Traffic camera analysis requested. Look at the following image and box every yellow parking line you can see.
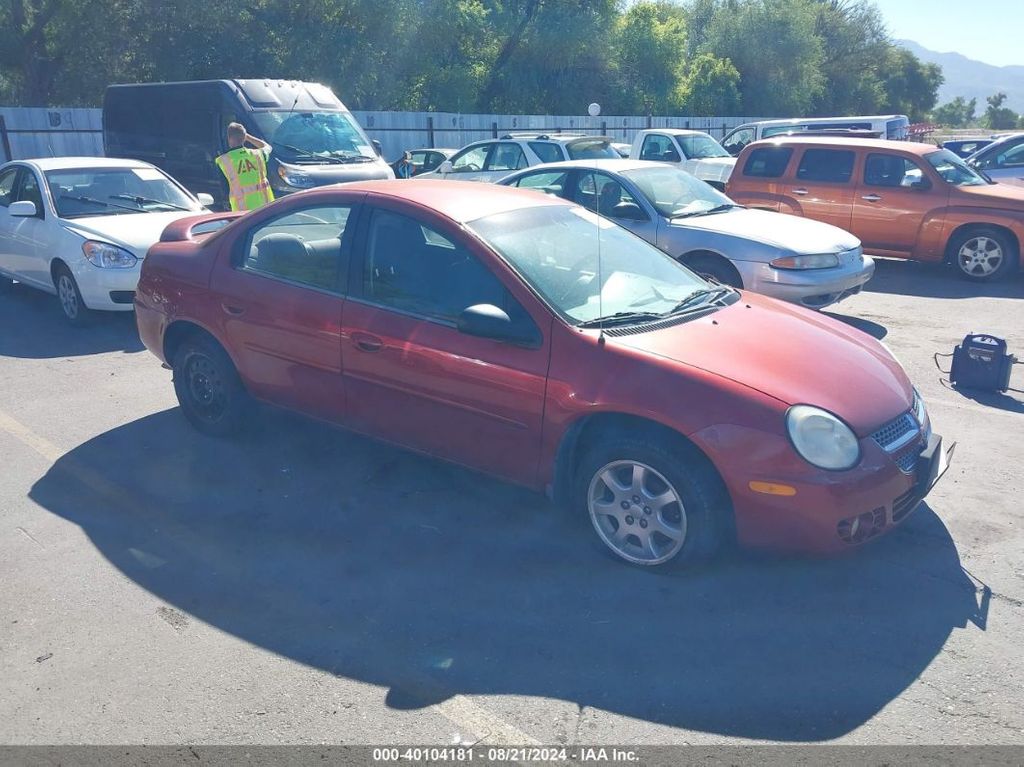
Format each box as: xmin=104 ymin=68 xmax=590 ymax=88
xmin=0 ymin=404 xmax=539 ymax=747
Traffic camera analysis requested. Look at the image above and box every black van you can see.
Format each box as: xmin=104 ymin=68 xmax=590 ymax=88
xmin=103 ymin=79 xmax=394 ymax=208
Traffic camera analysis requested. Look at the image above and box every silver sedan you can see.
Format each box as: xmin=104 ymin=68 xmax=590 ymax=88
xmin=498 ymin=159 xmax=874 ymax=309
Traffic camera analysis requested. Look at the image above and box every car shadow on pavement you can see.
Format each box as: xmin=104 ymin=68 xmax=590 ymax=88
xmin=29 ymin=406 xmax=983 ymax=742
xmin=864 ymin=258 xmax=1024 ymax=300
xmin=0 ymin=282 xmax=143 ymax=358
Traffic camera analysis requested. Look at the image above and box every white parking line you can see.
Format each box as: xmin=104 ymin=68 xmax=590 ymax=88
xmin=0 ymin=404 xmax=539 ymax=747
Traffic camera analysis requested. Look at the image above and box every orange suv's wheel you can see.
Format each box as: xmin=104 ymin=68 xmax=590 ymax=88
xmin=949 ymin=227 xmax=1017 ymax=281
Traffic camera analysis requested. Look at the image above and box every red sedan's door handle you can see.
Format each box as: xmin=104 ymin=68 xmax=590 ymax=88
xmin=792 ymin=188 xmax=809 ymax=196
xmin=352 ymin=333 xmax=383 ymax=352
xmin=222 ymin=303 xmax=245 ymax=316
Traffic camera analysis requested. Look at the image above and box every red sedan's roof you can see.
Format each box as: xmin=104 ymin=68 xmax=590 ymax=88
xmin=343 ymin=179 xmax=567 ymax=223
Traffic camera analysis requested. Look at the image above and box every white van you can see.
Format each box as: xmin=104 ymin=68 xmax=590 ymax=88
xmin=721 ymin=115 xmax=910 ymax=156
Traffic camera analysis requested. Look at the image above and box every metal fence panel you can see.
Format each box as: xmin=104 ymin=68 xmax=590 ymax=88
xmin=0 ymin=106 xmax=764 ymax=164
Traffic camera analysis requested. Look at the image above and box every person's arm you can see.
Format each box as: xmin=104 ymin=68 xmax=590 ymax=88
xmin=244 ymin=133 xmax=270 ymax=152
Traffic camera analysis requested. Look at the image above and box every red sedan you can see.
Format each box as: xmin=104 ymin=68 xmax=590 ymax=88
xmin=136 ymin=180 xmax=951 ymax=567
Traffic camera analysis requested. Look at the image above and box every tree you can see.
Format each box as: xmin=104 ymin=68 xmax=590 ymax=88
xmin=612 ymin=1 xmax=688 ymax=115
xmin=931 ymin=96 xmax=977 ymax=128
xmin=697 ymin=0 xmax=826 ymax=116
xmin=809 ymin=0 xmax=889 ymax=115
xmin=679 ymin=53 xmax=741 ymax=116
xmin=983 ymin=92 xmax=1019 ymax=130
xmin=879 ymin=47 xmax=943 ymax=121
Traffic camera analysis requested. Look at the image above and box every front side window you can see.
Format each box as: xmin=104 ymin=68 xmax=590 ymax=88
xmin=469 ymin=205 xmax=708 ymax=325
xmin=743 ymin=147 xmax=793 ymax=178
xmin=991 ymin=141 xmax=1024 ymax=168
xmin=45 ymin=167 xmax=201 ymax=218
xmin=0 ymin=168 xmax=17 ymax=207
xmin=529 ymin=142 xmax=563 ymax=164
xmin=451 ymin=144 xmax=490 ymax=173
xmin=485 ymin=143 xmax=527 ymax=172
xmin=16 ymin=169 xmax=44 ymax=217
xmin=863 ymin=154 xmax=926 ymax=188
xmin=927 ymin=149 xmax=987 ymax=187
xmin=796 ymin=149 xmax=855 ymax=184
xmin=511 ymin=170 xmax=569 ymax=195
xmin=640 ymin=134 xmax=679 ymax=162
xmin=574 ymin=172 xmax=645 ymax=219
xmin=364 ymin=209 xmax=519 ymax=323
xmin=242 ymin=205 xmax=352 ymax=292
xmin=722 ymin=127 xmax=754 ymax=155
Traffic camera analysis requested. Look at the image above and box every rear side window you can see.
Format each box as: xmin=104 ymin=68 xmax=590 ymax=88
xmin=485 ymin=143 xmax=528 ymax=172
xmin=528 ymin=142 xmax=563 ymax=164
xmin=742 ymin=147 xmax=793 ymax=178
xmin=242 ymin=205 xmax=353 ymax=292
xmin=796 ymin=149 xmax=855 ymax=183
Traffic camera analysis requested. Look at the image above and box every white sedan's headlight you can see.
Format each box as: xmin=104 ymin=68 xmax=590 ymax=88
xmin=82 ymin=240 xmax=138 ymax=269
xmin=770 ymin=253 xmax=841 ymax=269
xmin=277 ymin=165 xmax=315 ymax=188
xmin=786 ymin=405 xmax=861 ymax=471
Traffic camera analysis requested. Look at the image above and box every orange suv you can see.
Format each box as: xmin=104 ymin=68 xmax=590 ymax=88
xmin=726 ymin=137 xmax=1024 ymax=281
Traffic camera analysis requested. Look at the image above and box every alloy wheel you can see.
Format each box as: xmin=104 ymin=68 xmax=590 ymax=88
xmin=957 ymin=236 xmax=1004 ymax=278
xmin=588 ymin=460 xmax=687 ymax=565
xmin=57 ymin=274 xmax=79 ymax=320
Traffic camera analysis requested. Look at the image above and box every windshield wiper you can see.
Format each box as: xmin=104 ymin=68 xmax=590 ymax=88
xmin=666 ymin=286 xmax=734 ymax=315
xmin=109 ymin=194 xmax=191 ymax=212
xmin=274 ymin=142 xmax=346 ymax=164
xmin=58 ymin=194 xmax=142 ymax=213
xmin=672 ymin=203 xmax=737 ymax=219
xmin=577 ymin=311 xmax=665 ymax=329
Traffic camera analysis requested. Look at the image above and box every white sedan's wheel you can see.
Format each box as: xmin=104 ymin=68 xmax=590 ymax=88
xmin=54 ymin=266 xmax=91 ymax=326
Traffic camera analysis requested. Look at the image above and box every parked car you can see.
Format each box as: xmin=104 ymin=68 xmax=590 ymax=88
xmin=942 ymin=138 xmax=994 ymax=159
xmin=610 ymin=142 xmax=631 ymax=158
xmin=721 ymin=115 xmax=911 ymax=157
xmin=389 ymin=148 xmax=455 ymax=177
xmin=136 ymin=180 xmax=950 ymax=568
xmin=498 ymin=159 xmax=873 ymax=309
xmin=629 ymin=129 xmax=736 ymax=190
xmin=965 ymin=132 xmax=1024 ymax=188
xmin=726 ymin=137 xmax=1024 ymax=281
xmin=0 ymin=157 xmax=213 ymax=324
xmin=418 ymin=133 xmax=619 ymax=183
xmin=104 ymin=79 xmax=394 ymax=209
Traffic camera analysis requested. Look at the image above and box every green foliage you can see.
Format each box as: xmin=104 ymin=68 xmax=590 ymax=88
xmin=679 ymin=54 xmax=741 ymax=116
xmin=983 ymin=92 xmax=1020 ymax=130
xmin=0 ymin=0 xmax=947 ymax=120
xmin=879 ymin=46 xmax=944 ymax=121
xmin=931 ymin=96 xmax=977 ymax=128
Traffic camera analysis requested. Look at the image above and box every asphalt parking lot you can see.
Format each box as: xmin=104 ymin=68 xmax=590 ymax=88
xmin=1 ymin=258 xmax=1023 ymax=746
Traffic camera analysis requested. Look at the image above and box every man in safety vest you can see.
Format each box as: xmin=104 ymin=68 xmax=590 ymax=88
xmin=215 ymin=122 xmax=275 ymax=212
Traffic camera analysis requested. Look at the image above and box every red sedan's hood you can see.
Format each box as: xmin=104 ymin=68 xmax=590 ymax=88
xmin=612 ymin=293 xmax=913 ymax=435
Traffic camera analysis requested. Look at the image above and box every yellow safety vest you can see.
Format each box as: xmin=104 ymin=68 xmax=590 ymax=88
xmin=215 ymin=147 xmax=275 ymax=211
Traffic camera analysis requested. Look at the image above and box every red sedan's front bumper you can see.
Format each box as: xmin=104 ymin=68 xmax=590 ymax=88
xmin=694 ymin=425 xmax=954 ymax=555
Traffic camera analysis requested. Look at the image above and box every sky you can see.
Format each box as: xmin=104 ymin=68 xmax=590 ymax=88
xmin=870 ymin=0 xmax=1022 ymax=67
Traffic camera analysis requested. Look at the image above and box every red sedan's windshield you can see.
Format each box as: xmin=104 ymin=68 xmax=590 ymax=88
xmin=468 ymin=204 xmax=708 ymax=324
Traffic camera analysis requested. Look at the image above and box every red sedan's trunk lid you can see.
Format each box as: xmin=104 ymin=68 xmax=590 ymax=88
xmin=612 ymin=293 xmax=913 ymax=436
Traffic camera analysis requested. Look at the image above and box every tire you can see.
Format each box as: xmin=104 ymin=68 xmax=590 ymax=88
xmin=686 ymin=253 xmax=743 ymax=289
xmin=172 ymin=335 xmax=250 ymax=437
xmin=53 ymin=264 xmax=92 ymax=326
xmin=575 ymin=435 xmax=728 ymax=568
xmin=949 ymin=227 xmax=1018 ymax=281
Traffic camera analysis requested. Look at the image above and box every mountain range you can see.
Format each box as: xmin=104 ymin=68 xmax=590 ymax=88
xmin=899 ymin=40 xmax=1024 ymax=114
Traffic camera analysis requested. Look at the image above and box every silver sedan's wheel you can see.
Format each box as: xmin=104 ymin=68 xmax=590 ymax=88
xmin=57 ymin=272 xmax=80 ymax=320
xmin=957 ymin=235 xmax=1004 ymax=278
xmin=588 ymin=460 xmax=687 ymax=565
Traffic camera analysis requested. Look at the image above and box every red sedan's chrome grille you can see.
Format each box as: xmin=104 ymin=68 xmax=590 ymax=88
xmin=871 ymin=412 xmax=918 ymax=452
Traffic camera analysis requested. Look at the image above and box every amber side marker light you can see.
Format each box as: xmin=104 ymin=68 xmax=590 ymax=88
xmin=749 ymin=481 xmax=797 ymax=497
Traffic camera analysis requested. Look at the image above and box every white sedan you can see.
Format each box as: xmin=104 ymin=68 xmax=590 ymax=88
xmin=0 ymin=157 xmax=213 ymax=325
